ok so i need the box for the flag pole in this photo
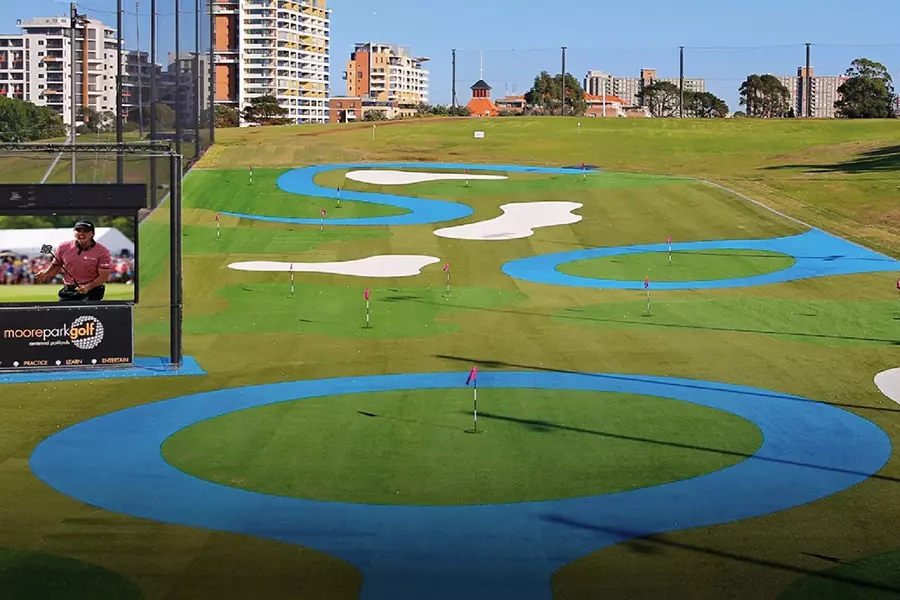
[249,166,253,185]
[215,212,220,240]
[290,263,294,297]
[320,209,325,233]
[667,235,672,266]
[473,377,478,432]
[443,263,451,296]
[364,288,370,328]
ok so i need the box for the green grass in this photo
[778,546,900,599]
[203,118,900,258]
[5,118,900,600]
[556,297,900,347]
[558,249,797,282]
[0,547,143,600]
[136,284,528,338]
[186,168,406,219]
[0,283,134,303]
[163,388,762,506]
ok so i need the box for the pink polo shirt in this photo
[53,239,112,286]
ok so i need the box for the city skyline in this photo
[0,0,897,115]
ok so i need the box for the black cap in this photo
[73,220,94,232]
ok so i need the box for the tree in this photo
[739,74,791,118]
[213,104,240,127]
[524,71,586,116]
[684,91,729,118]
[834,58,895,119]
[639,81,680,117]
[363,110,388,121]
[127,102,175,130]
[0,96,67,142]
[242,95,290,125]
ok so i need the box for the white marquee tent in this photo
[0,228,135,257]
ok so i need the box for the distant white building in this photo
[584,68,705,108]
[776,67,848,118]
[0,16,121,128]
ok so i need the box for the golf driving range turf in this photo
[3,117,900,600]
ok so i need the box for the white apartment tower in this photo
[584,69,705,107]
[213,0,331,124]
[344,42,430,106]
[0,17,120,127]
[776,67,848,119]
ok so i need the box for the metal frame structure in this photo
[0,141,184,367]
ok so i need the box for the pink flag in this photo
[666,234,671,245]
[215,212,220,222]
[644,276,649,290]
[896,278,899,291]
[443,263,450,272]
[465,168,469,175]
[289,263,293,272]
[364,288,370,301]
[466,366,477,386]
[321,209,326,217]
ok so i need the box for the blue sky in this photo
[2,0,898,112]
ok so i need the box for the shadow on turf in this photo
[762,145,900,175]
[405,296,900,348]
[464,409,900,484]
[540,515,900,594]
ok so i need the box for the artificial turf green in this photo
[0,547,143,600]
[557,249,796,282]
[556,297,900,347]
[135,284,528,338]
[778,546,900,599]
[162,388,763,506]
[6,118,900,600]
[186,168,407,219]
[0,283,134,303]
[140,222,391,256]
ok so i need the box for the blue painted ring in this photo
[502,229,900,290]
[29,370,890,600]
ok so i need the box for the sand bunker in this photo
[434,201,583,240]
[345,170,508,186]
[228,255,441,278]
[874,368,900,405]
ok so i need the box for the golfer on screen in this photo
[35,220,111,302]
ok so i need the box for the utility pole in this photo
[451,48,457,109]
[561,46,567,117]
[150,0,157,207]
[805,42,812,118]
[679,45,685,118]
[116,0,124,184]
[69,4,89,182]
[194,0,201,161]
[208,0,215,143]
[175,0,182,157]
[136,1,143,139]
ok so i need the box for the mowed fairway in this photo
[2,117,900,600]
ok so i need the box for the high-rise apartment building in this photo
[0,16,120,127]
[213,0,331,124]
[776,67,847,118]
[584,69,705,107]
[344,42,429,106]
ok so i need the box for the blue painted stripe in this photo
[29,371,891,600]
[502,229,900,290]
[221,162,588,226]
[0,356,206,384]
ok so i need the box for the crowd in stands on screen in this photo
[0,251,134,285]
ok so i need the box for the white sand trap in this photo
[346,169,508,186]
[433,201,583,240]
[874,368,900,404]
[228,255,440,278]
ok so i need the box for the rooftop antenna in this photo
[480,49,483,80]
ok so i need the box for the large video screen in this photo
[0,213,138,306]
